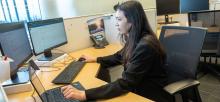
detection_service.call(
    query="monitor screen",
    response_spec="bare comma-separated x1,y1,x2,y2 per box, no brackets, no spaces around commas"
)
180,0,209,13
156,0,209,16
0,22,32,77
28,18,67,55
156,0,180,15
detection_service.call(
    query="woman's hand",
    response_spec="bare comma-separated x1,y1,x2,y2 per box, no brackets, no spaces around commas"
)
61,85,86,101
80,55,97,63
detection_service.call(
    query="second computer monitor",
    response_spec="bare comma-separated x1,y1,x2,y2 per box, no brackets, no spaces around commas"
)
0,22,32,79
28,18,67,61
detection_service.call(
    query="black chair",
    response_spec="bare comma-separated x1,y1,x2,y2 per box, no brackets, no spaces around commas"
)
200,32,220,78
159,26,207,102
188,10,220,79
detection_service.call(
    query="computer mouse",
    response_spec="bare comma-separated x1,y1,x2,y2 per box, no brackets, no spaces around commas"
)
78,57,86,62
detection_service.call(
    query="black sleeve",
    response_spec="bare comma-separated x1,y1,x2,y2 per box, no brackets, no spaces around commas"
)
85,42,156,100
96,49,123,68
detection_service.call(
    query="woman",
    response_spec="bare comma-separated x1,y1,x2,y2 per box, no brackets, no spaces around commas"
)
62,1,171,101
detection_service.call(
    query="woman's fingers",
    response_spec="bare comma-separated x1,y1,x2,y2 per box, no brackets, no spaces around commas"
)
63,88,73,97
62,85,73,94
65,92,74,99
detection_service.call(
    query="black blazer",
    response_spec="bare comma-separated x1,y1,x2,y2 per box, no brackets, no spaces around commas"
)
85,36,171,102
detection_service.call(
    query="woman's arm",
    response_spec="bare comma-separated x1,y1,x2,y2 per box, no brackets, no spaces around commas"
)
85,42,156,100
96,50,123,68
82,49,123,68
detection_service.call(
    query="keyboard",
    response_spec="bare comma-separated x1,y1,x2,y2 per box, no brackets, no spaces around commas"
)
41,82,84,102
52,61,86,84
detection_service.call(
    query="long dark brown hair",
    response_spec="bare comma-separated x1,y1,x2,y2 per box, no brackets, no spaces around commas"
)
114,1,166,64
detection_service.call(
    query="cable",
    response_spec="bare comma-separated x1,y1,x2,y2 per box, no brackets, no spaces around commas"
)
40,67,61,72
31,90,36,102
52,48,77,64
22,49,77,72
39,49,77,72
53,49,76,60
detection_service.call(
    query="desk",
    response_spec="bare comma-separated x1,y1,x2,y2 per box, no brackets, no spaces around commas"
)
7,44,153,102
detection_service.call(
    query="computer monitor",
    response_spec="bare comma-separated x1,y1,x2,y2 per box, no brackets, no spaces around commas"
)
156,0,209,24
156,0,180,24
180,0,209,14
156,0,180,16
27,18,67,61
0,22,33,79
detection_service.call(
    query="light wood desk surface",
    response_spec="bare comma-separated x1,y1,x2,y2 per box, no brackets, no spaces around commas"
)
8,44,153,102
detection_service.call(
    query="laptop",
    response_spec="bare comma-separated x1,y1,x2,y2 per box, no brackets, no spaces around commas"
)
28,60,86,102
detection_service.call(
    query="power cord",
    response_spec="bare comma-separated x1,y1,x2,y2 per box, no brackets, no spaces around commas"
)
39,49,77,72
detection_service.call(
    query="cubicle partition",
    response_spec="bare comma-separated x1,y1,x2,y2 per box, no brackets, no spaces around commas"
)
57,9,157,53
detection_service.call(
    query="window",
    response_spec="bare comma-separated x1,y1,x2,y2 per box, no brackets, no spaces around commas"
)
0,0,41,23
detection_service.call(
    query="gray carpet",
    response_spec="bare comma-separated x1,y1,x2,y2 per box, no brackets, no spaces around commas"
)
199,74,220,102
109,65,220,102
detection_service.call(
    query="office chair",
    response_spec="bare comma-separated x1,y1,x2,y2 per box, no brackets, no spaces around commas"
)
188,10,220,79
159,26,207,102
200,32,220,78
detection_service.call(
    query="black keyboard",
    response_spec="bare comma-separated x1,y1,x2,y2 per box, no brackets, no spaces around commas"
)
41,82,84,102
52,61,86,84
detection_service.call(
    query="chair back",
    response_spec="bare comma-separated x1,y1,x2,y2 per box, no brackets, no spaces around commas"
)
159,26,207,83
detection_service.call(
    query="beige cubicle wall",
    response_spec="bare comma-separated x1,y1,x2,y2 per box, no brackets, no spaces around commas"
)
38,0,157,53
56,9,157,53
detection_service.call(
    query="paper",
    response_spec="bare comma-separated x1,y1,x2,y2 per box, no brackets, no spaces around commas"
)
0,57,13,83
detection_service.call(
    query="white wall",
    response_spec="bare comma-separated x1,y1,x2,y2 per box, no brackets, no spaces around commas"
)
210,0,220,10
38,0,156,19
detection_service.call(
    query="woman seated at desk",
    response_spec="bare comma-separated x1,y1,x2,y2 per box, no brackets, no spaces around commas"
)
62,1,171,102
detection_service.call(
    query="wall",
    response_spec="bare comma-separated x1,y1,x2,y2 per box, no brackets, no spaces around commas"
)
210,0,220,10
38,0,156,19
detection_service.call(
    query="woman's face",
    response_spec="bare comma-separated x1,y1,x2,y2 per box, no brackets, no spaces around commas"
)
115,10,131,35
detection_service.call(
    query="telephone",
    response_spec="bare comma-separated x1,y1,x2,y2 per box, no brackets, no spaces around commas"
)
90,34,109,49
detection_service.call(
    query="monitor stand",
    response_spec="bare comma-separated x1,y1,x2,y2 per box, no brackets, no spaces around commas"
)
158,15,179,24
38,50,64,61
2,67,32,94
